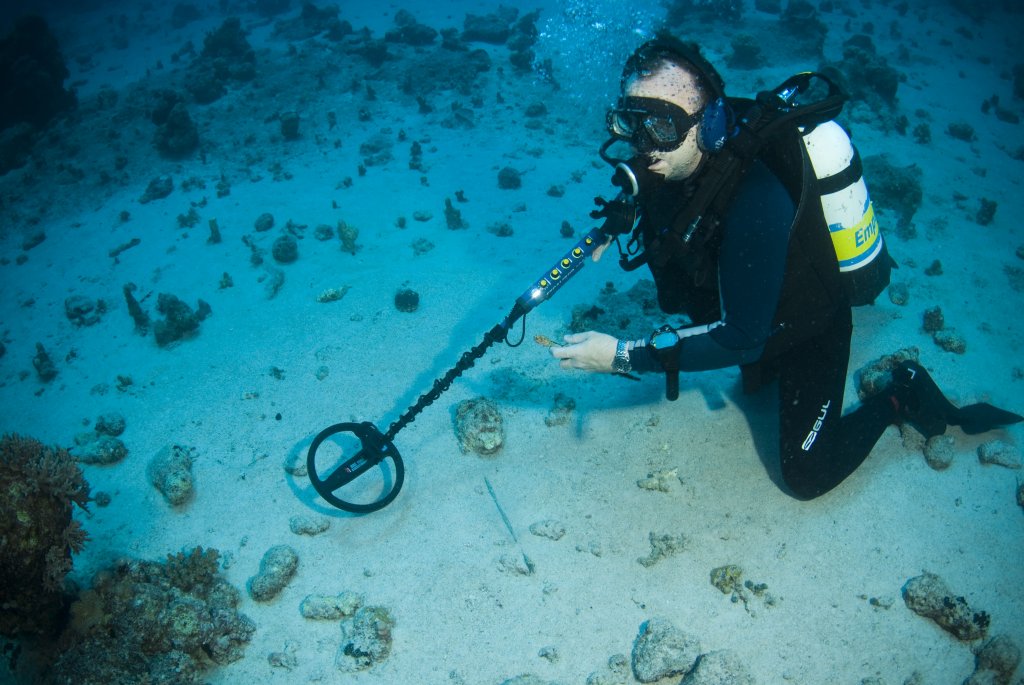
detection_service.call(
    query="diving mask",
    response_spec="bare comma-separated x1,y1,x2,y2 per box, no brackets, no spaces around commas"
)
606,96,703,152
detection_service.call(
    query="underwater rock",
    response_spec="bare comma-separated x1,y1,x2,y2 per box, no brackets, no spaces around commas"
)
385,10,437,45
856,347,919,400
279,110,300,140
462,8,517,44
972,634,1022,685
631,617,702,683
922,306,944,333
337,220,359,254
153,103,199,158
507,10,541,72
394,288,419,312
316,286,350,303
153,293,211,347
185,17,256,104
248,544,299,602
336,605,395,672
122,283,150,334
637,468,680,493
254,212,274,232
586,653,630,685
359,132,393,166
0,15,76,132
976,198,998,226
570,280,663,339
273,2,352,41
637,532,687,567
977,440,1021,469
681,650,755,685
902,572,990,641
300,592,363,620
498,166,522,189
49,547,254,683
32,342,57,382
888,281,910,306
64,295,106,327
825,34,900,106
487,221,514,237
454,397,505,456
148,88,183,126
289,514,330,536
861,155,923,230
778,0,827,59
0,434,89,638
529,519,566,541
727,34,765,70
272,234,298,264
933,328,967,355
444,198,467,229
544,393,576,427
140,175,174,204
923,435,956,471
263,266,285,299
947,121,977,142
709,565,773,613
498,552,535,576
147,444,195,506
73,433,128,466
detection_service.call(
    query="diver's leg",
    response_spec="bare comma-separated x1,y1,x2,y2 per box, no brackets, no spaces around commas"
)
892,361,1023,438
777,309,894,500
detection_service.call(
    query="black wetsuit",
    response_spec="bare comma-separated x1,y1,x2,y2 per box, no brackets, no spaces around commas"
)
629,159,896,499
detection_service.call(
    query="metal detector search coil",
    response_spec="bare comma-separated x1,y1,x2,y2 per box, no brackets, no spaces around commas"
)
306,226,610,513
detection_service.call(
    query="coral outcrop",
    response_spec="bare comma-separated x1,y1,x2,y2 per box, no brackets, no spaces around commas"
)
0,434,89,638
0,15,76,132
47,547,255,684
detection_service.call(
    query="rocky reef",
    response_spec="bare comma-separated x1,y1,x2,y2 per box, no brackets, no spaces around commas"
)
46,547,255,684
0,434,89,638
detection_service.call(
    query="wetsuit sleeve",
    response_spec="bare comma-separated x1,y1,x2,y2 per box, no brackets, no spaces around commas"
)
631,161,795,373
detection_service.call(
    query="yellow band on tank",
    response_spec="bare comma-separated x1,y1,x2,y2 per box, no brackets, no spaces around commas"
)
829,202,879,269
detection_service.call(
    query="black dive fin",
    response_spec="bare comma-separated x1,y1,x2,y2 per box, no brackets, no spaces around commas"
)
950,403,1024,435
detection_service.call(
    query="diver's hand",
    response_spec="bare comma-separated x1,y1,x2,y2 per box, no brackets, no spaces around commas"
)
550,331,617,372
591,239,612,262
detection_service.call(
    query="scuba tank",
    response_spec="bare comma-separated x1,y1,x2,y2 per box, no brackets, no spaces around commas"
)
801,120,893,305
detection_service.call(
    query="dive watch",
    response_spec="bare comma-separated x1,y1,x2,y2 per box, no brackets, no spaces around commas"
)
612,339,632,373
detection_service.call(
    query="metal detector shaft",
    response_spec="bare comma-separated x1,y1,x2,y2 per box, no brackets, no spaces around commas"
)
306,227,609,513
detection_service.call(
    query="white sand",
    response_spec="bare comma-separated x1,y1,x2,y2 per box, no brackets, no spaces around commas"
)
1,1,1022,683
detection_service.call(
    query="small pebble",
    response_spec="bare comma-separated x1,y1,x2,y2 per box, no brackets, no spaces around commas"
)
289,514,331,536
248,545,299,602
933,329,966,354
977,440,1021,469
923,435,956,470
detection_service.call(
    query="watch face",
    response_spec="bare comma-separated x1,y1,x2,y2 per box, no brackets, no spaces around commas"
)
651,330,678,349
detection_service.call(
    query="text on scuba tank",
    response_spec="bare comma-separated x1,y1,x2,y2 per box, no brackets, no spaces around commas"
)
801,400,832,451
855,211,879,248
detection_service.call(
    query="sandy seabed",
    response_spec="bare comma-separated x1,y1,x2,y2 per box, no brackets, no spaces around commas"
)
1,0,1022,683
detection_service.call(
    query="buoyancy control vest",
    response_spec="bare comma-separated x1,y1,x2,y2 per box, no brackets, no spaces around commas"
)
619,73,893,371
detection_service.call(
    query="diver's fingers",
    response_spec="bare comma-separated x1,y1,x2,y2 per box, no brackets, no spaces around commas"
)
563,331,596,345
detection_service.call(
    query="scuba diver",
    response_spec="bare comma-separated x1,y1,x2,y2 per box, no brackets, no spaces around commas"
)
550,35,1023,499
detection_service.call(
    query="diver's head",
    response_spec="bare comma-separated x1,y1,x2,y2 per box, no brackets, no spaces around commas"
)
606,36,731,182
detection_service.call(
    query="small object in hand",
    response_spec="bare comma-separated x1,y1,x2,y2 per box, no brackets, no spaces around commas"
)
534,334,562,347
